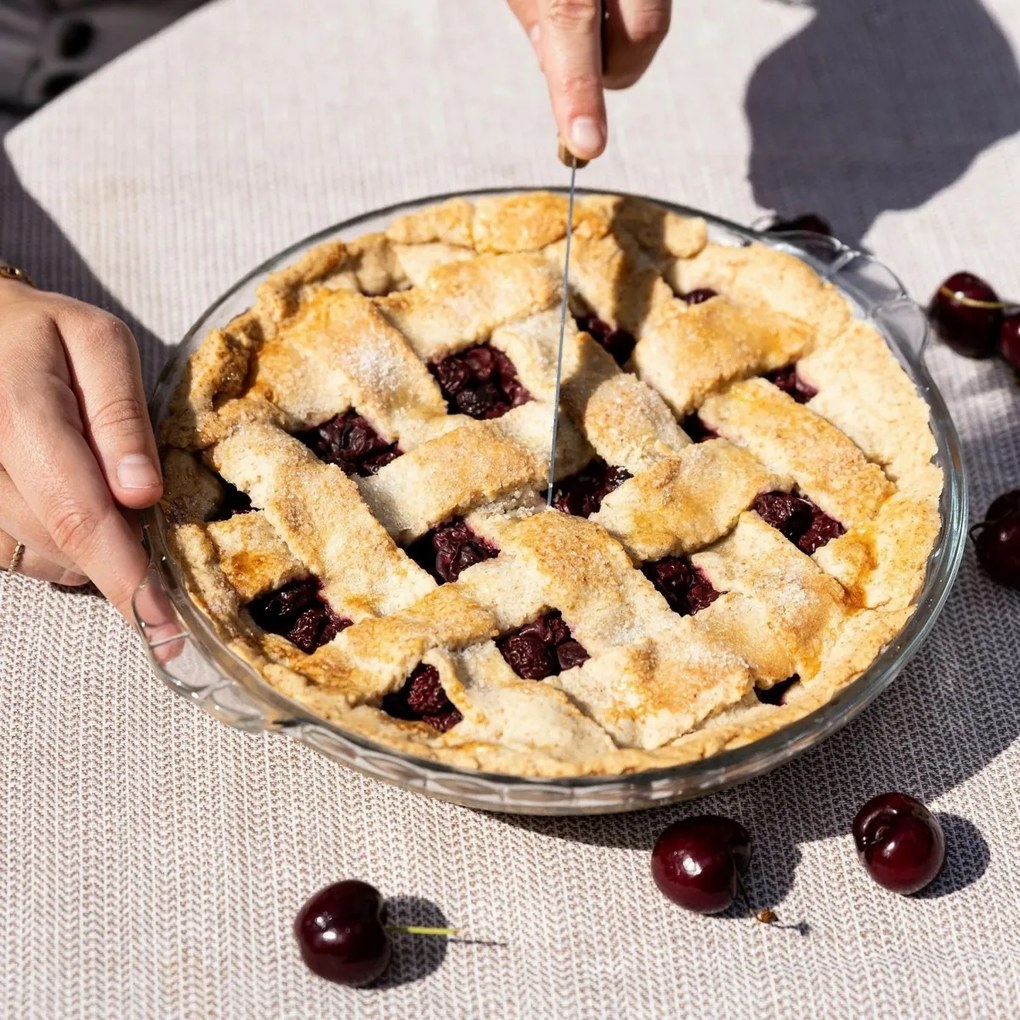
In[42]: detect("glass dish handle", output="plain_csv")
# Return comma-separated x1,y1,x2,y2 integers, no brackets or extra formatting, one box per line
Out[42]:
132,565,287,732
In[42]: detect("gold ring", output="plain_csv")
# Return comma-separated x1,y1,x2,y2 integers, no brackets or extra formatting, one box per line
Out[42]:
6,541,25,574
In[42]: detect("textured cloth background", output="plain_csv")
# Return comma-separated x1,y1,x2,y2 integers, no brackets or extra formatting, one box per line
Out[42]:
1,1,1019,1017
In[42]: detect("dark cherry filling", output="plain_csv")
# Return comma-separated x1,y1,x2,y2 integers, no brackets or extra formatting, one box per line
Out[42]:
551,458,632,517
248,578,352,653
430,344,530,420
680,411,718,443
406,518,498,583
497,610,589,680
295,410,400,477
574,314,637,367
753,491,845,554
680,288,719,305
642,556,720,616
211,479,253,521
765,364,818,404
381,664,462,732
755,674,800,706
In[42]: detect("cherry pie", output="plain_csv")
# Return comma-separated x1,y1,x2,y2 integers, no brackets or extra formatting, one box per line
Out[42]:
159,192,942,776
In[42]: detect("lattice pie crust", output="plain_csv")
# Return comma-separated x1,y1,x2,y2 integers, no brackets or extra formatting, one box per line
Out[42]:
159,193,942,777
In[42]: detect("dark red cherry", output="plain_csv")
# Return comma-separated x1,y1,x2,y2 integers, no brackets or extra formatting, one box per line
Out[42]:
551,458,631,517
972,512,1020,590
294,880,391,987
642,556,719,616
211,478,253,521
987,489,1020,522
852,793,945,895
574,314,636,366
381,664,463,732
430,344,530,419
497,610,588,679
295,410,401,476
928,272,1003,359
765,213,833,236
999,313,1020,371
248,579,352,653
406,518,498,583
651,816,752,914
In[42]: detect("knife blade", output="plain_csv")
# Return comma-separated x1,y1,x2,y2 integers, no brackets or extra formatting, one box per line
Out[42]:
546,142,589,505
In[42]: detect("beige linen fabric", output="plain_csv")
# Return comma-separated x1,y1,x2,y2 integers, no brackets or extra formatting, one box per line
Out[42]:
1,1,1019,1017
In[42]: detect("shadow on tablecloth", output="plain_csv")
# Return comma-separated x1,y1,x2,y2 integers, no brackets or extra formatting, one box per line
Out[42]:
745,0,1020,246
0,148,169,389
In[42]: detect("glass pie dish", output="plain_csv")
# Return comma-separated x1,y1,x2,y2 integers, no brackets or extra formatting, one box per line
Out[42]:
133,188,967,815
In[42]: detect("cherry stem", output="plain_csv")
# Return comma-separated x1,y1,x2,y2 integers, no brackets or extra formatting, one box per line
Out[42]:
385,924,462,937
937,286,1006,311
735,873,777,925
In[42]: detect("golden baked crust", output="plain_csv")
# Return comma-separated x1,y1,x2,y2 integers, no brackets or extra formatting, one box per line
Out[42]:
158,192,943,777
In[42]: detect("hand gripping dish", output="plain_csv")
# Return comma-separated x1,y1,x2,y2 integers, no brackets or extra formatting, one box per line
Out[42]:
135,189,966,814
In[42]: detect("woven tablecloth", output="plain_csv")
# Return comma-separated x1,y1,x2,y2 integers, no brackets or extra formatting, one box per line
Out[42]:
2,1,1019,1017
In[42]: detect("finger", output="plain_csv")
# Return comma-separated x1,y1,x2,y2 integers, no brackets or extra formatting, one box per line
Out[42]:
57,303,163,511
538,0,607,159
0,466,83,572
507,0,543,63
0,528,89,586
0,373,149,619
602,0,671,89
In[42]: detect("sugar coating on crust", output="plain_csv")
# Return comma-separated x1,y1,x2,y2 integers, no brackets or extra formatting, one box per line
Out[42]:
158,191,943,777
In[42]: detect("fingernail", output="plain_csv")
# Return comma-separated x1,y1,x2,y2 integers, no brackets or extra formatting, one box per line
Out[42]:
117,454,160,490
570,116,604,158
529,23,541,49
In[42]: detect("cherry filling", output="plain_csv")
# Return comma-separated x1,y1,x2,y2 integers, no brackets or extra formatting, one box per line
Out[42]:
680,288,718,305
295,410,401,477
406,518,498,583
680,411,718,443
753,491,845,554
574,314,637,367
381,664,462,732
430,344,530,420
248,578,352,653
497,610,589,680
211,479,254,521
642,556,720,616
765,365,818,404
551,458,632,517
755,674,800,706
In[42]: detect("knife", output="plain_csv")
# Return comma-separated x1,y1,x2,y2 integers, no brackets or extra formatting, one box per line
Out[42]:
546,140,590,505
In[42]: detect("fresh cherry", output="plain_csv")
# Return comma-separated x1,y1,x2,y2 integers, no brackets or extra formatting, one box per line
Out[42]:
852,793,946,895
999,313,1020,371
294,880,459,987
294,880,391,987
651,816,753,915
986,489,1020,522
928,272,1003,359
972,510,1020,591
